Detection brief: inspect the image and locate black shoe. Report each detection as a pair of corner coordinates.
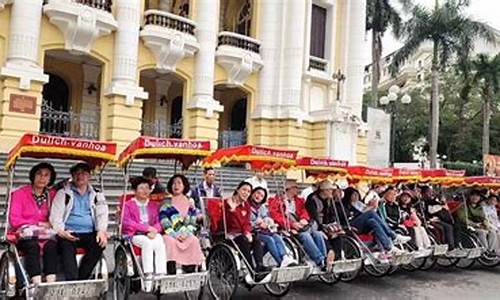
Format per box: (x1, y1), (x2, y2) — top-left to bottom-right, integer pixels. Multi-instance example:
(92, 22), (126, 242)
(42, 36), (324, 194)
(256, 265), (272, 273)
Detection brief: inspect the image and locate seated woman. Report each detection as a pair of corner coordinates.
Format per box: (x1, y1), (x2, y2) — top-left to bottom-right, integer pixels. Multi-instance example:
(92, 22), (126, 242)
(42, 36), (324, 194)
(382, 187), (401, 231)
(268, 179), (327, 270)
(342, 187), (409, 255)
(225, 181), (270, 280)
(9, 163), (58, 284)
(398, 191), (431, 250)
(249, 187), (297, 267)
(305, 180), (342, 271)
(122, 176), (166, 291)
(483, 194), (500, 255)
(160, 174), (204, 274)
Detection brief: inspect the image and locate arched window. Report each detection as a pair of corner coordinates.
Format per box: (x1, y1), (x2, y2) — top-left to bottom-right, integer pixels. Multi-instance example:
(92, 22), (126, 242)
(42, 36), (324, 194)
(236, 0), (252, 36)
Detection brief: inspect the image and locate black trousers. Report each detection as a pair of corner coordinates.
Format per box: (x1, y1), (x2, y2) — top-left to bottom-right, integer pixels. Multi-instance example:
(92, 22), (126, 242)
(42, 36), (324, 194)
(432, 221), (455, 249)
(233, 234), (264, 270)
(327, 237), (342, 257)
(57, 232), (104, 280)
(17, 238), (58, 278)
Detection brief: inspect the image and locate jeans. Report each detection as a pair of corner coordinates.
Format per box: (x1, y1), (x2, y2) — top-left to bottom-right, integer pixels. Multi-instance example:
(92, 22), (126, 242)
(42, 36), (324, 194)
(57, 232), (104, 280)
(297, 230), (327, 265)
(258, 233), (287, 265)
(132, 234), (167, 274)
(17, 239), (58, 278)
(352, 210), (395, 251)
(233, 234), (264, 270)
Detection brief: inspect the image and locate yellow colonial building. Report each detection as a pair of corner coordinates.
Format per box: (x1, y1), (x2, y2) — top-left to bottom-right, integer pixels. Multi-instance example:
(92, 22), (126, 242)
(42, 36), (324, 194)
(0, 0), (368, 164)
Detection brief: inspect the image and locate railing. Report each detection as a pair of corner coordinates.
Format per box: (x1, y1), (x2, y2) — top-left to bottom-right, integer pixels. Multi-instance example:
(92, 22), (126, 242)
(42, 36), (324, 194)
(39, 100), (100, 140)
(143, 9), (196, 36)
(142, 119), (183, 139)
(219, 130), (247, 148)
(43, 0), (112, 12)
(218, 31), (260, 54)
(309, 56), (328, 72)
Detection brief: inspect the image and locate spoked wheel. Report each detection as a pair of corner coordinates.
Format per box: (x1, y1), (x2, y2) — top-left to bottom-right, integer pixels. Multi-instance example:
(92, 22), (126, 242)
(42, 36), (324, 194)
(318, 272), (339, 285)
(363, 250), (391, 277)
(207, 245), (239, 300)
(264, 282), (291, 297)
(402, 242), (427, 271)
(455, 233), (478, 269)
(337, 236), (362, 283)
(419, 235), (440, 271)
(477, 253), (500, 268)
(113, 248), (131, 300)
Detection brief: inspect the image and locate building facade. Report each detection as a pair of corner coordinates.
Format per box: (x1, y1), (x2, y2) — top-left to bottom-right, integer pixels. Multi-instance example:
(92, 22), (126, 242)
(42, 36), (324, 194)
(0, 0), (368, 164)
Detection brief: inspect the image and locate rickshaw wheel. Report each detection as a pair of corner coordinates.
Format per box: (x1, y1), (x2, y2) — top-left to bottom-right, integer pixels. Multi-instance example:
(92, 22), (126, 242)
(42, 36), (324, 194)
(363, 253), (391, 278)
(402, 242), (426, 271)
(455, 233), (478, 269)
(419, 235), (439, 270)
(430, 231), (458, 268)
(336, 236), (362, 283)
(318, 272), (339, 285)
(0, 253), (14, 299)
(113, 247), (131, 300)
(207, 244), (239, 300)
(264, 282), (291, 297)
(477, 253), (500, 268)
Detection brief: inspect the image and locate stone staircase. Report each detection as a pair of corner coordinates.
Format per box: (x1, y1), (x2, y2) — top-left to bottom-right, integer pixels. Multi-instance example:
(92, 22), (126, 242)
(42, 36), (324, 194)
(0, 153), (303, 234)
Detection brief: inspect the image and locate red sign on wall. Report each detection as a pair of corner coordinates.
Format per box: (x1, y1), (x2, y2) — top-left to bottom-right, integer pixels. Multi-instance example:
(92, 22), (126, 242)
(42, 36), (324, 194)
(9, 94), (37, 114)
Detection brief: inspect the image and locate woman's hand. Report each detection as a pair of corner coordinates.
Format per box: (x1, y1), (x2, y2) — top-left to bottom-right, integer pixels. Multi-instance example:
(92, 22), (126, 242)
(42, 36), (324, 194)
(177, 233), (187, 242)
(147, 231), (157, 239)
(38, 221), (51, 229)
(245, 233), (253, 243)
(148, 226), (158, 234)
(260, 222), (268, 230)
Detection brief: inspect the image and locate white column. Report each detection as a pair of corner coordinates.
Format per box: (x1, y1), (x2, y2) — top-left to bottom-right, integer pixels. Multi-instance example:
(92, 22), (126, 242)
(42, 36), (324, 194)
(187, 0), (223, 117)
(252, 0), (284, 118)
(281, 0), (306, 110)
(0, 0), (48, 89)
(105, 0), (147, 105)
(343, 0), (366, 117)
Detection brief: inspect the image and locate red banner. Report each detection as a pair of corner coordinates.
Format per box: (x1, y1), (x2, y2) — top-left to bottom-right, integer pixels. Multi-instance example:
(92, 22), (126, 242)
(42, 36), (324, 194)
(484, 154), (500, 176)
(118, 136), (211, 168)
(6, 133), (116, 170)
(297, 157), (349, 168)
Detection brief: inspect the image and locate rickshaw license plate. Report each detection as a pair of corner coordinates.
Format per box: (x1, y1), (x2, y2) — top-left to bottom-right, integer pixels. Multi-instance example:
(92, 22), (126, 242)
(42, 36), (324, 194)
(41, 281), (105, 298)
(433, 245), (448, 256)
(334, 259), (361, 273)
(467, 248), (483, 259)
(275, 267), (308, 283)
(159, 274), (205, 294)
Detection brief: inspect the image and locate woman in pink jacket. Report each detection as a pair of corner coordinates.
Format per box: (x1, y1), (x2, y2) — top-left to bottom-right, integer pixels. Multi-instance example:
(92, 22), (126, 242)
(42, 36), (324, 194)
(9, 163), (58, 284)
(122, 176), (166, 291)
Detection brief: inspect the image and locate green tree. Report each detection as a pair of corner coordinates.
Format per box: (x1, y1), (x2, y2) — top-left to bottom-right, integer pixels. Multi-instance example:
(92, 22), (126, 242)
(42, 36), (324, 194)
(471, 53), (500, 156)
(390, 0), (494, 168)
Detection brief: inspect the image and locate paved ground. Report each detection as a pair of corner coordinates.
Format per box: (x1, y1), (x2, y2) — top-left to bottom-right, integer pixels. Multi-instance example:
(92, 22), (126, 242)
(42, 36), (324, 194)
(121, 265), (500, 300)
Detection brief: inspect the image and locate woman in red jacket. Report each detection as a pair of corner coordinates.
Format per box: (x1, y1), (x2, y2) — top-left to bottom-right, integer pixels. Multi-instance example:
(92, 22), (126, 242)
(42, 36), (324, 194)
(225, 181), (270, 281)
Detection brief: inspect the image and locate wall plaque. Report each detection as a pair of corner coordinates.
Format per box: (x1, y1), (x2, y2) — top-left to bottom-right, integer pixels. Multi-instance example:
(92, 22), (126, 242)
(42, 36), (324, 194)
(9, 94), (37, 114)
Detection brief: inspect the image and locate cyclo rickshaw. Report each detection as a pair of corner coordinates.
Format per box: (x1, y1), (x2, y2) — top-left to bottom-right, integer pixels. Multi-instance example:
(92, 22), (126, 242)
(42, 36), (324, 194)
(341, 166), (414, 278)
(294, 157), (363, 283)
(416, 169), (485, 269)
(203, 145), (310, 299)
(113, 136), (210, 299)
(445, 175), (500, 268)
(0, 133), (114, 299)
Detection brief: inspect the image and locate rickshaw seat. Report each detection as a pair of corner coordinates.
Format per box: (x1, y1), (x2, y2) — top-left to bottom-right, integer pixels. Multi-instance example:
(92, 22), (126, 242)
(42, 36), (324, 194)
(358, 233), (374, 243)
(206, 198), (223, 233)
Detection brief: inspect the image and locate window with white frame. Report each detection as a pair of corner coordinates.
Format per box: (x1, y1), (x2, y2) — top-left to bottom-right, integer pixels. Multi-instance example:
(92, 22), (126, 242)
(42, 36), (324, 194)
(310, 4), (327, 59)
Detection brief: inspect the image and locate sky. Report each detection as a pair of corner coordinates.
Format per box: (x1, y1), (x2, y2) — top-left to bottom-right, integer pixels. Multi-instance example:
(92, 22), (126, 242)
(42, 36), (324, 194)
(363, 0), (500, 64)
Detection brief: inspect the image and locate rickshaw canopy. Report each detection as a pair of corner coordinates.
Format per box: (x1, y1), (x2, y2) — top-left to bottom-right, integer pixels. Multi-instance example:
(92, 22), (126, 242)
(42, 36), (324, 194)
(117, 136), (211, 169)
(462, 176), (500, 189)
(5, 133), (116, 171)
(295, 156), (348, 180)
(421, 169), (465, 186)
(392, 168), (422, 183)
(203, 144), (297, 171)
(346, 166), (393, 184)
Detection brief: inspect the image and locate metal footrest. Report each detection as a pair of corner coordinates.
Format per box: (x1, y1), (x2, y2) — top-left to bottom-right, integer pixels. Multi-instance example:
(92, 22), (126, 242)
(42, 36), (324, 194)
(467, 247), (484, 259)
(157, 271), (207, 294)
(432, 244), (449, 256)
(32, 279), (107, 299)
(391, 252), (414, 266)
(414, 248), (433, 259)
(270, 265), (310, 283)
(446, 248), (469, 258)
(333, 258), (362, 274)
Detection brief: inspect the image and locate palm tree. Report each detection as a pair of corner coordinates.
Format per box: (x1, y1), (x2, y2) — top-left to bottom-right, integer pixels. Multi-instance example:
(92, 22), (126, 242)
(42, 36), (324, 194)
(365, 0), (403, 107)
(390, 0), (495, 168)
(471, 53), (500, 157)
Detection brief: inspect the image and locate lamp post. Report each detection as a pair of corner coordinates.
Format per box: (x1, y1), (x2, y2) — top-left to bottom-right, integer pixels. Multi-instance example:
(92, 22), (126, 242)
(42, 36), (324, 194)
(332, 69), (346, 101)
(379, 85), (412, 166)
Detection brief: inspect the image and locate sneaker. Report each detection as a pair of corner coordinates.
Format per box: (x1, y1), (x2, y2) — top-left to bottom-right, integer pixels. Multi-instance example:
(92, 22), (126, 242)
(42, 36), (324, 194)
(389, 246), (405, 255)
(394, 234), (411, 245)
(280, 255), (298, 267)
(376, 252), (391, 263)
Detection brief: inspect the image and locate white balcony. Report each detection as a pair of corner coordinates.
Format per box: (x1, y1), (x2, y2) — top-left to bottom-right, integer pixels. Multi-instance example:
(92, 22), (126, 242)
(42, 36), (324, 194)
(215, 31), (263, 86)
(140, 10), (199, 73)
(43, 0), (117, 55)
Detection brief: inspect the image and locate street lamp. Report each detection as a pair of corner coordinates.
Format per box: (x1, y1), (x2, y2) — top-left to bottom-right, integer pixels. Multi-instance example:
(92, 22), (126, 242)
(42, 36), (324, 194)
(379, 85), (412, 166)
